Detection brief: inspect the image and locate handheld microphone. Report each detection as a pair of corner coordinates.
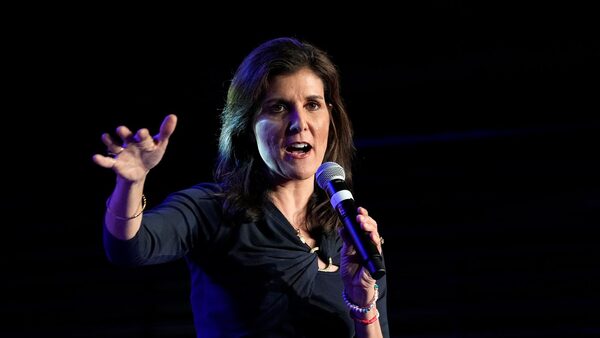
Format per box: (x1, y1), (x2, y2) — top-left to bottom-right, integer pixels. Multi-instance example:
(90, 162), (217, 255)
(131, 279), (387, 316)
(316, 162), (386, 280)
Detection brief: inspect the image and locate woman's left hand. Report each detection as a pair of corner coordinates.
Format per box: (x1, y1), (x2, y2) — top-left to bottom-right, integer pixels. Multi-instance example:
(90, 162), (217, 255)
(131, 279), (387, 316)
(339, 206), (383, 307)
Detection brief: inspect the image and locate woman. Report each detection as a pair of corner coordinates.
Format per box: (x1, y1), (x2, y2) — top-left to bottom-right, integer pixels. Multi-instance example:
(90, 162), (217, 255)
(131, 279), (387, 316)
(93, 37), (389, 337)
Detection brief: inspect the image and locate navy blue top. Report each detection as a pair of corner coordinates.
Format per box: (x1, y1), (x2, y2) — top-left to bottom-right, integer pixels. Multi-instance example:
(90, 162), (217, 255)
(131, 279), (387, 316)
(104, 183), (389, 337)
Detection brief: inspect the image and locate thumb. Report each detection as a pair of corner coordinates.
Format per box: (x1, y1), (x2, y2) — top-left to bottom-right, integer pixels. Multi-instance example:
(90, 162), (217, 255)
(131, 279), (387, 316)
(158, 114), (178, 142)
(338, 227), (356, 255)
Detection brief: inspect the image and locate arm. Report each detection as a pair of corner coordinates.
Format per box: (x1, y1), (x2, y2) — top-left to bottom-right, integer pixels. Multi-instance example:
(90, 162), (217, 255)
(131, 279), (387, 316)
(340, 207), (386, 338)
(93, 114), (178, 240)
(103, 184), (223, 266)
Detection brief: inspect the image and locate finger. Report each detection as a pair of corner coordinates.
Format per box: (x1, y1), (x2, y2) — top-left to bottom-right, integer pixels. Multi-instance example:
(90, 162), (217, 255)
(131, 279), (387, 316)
(371, 231), (383, 253)
(133, 128), (159, 152)
(101, 133), (116, 147)
(92, 154), (117, 169)
(357, 215), (377, 230)
(359, 219), (381, 251)
(356, 211), (383, 253)
(357, 206), (369, 217)
(101, 133), (125, 154)
(134, 128), (151, 141)
(116, 125), (134, 144)
(157, 114), (178, 143)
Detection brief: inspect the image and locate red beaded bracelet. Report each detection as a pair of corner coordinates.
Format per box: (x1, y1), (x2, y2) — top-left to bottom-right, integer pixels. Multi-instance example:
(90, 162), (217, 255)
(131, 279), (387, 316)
(350, 309), (379, 325)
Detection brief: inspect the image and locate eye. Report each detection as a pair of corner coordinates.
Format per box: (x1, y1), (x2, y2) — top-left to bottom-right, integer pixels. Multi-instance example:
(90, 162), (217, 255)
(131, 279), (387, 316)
(306, 101), (321, 111)
(267, 103), (287, 114)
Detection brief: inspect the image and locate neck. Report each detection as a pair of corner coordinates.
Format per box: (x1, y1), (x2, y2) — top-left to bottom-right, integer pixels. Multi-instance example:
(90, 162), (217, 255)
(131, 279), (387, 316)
(269, 178), (314, 230)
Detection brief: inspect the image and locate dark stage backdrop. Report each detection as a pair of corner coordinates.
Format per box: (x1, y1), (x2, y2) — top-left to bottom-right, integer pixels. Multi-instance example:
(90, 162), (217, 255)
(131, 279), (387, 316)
(3, 3), (599, 337)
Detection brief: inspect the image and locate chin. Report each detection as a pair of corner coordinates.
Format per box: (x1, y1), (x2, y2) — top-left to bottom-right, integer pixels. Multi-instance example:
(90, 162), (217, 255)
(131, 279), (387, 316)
(293, 164), (319, 180)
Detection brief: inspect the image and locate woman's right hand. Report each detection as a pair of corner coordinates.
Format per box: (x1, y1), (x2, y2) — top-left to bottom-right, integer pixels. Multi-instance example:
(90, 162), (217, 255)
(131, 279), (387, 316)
(92, 114), (178, 182)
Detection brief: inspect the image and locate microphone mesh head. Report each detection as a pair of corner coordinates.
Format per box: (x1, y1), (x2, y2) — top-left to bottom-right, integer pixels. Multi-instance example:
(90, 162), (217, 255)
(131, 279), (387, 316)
(316, 162), (346, 189)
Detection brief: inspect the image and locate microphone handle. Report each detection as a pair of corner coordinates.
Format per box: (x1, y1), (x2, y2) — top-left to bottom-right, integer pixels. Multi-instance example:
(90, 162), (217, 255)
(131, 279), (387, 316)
(336, 198), (386, 280)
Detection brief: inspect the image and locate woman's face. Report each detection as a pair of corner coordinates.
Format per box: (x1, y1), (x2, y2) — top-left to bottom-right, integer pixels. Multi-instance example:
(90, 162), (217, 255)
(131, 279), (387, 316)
(254, 67), (331, 182)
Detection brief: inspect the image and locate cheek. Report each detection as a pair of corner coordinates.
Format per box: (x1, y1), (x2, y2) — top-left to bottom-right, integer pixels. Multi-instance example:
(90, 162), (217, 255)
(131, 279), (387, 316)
(255, 120), (279, 152)
(316, 118), (330, 142)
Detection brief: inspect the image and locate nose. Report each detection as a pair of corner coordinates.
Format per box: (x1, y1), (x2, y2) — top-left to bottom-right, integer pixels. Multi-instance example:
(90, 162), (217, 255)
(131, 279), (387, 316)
(288, 107), (308, 133)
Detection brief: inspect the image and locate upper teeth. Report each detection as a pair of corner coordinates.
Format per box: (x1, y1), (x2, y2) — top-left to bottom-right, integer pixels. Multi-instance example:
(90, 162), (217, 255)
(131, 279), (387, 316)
(289, 143), (309, 150)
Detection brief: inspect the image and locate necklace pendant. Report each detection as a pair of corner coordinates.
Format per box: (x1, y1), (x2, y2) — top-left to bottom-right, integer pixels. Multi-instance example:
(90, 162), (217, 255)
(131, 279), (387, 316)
(297, 231), (307, 244)
(295, 228), (307, 244)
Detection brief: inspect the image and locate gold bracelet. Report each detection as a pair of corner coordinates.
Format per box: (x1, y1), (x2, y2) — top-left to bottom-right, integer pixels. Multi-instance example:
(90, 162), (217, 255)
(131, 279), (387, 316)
(106, 194), (146, 220)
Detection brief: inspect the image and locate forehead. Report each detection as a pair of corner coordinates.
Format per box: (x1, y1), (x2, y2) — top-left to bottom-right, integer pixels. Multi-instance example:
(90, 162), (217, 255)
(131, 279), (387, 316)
(266, 68), (325, 96)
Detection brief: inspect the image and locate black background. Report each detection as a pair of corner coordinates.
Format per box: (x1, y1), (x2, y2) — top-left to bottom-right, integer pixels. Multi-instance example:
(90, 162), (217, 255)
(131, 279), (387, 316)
(3, 3), (599, 337)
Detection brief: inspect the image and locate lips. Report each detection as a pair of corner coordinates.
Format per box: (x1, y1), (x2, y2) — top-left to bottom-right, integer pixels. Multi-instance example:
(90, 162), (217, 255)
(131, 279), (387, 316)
(285, 142), (312, 154)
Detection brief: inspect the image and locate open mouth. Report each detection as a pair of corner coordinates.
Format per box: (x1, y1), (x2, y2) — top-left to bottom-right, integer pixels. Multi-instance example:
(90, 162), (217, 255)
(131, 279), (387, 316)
(285, 142), (312, 154)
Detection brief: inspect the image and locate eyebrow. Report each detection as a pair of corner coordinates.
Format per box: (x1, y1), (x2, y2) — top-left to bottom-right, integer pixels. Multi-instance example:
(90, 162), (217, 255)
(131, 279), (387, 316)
(262, 95), (325, 105)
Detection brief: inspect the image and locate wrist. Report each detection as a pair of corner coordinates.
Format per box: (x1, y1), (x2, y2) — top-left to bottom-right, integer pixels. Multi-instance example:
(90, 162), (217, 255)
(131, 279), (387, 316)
(342, 284), (379, 314)
(106, 194), (147, 221)
(116, 173), (147, 187)
(350, 309), (379, 325)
